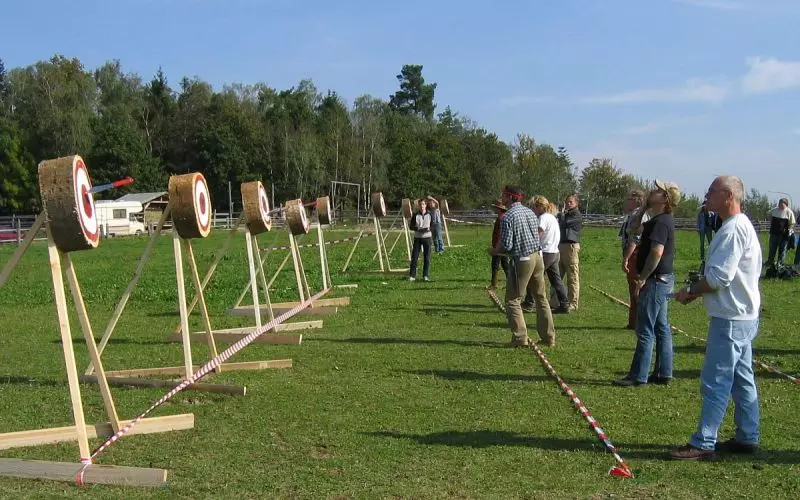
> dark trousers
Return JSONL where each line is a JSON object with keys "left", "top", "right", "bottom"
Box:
{"left": 409, "top": 237, "right": 432, "bottom": 278}
{"left": 699, "top": 230, "right": 713, "bottom": 261}
{"left": 767, "top": 233, "right": 788, "bottom": 267}
{"left": 524, "top": 252, "right": 568, "bottom": 308}
{"left": 492, "top": 255, "right": 509, "bottom": 274}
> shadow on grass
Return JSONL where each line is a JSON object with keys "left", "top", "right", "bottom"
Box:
{"left": 421, "top": 303, "right": 497, "bottom": 310}
{"left": 557, "top": 325, "right": 631, "bottom": 331}
{"left": 420, "top": 307, "right": 499, "bottom": 315}
{"left": 311, "top": 337, "right": 507, "bottom": 348}
{"left": 401, "top": 369, "right": 551, "bottom": 383}
{"left": 0, "top": 375, "right": 62, "bottom": 387}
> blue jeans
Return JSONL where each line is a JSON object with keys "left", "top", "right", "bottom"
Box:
{"left": 432, "top": 225, "right": 445, "bottom": 252}
{"left": 690, "top": 317, "right": 760, "bottom": 450}
{"left": 628, "top": 275, "right": 674, "bottom": 383}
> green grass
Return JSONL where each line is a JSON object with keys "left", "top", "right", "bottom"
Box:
{"left": 0, "top": 225, "right": 799, "bottom": 499}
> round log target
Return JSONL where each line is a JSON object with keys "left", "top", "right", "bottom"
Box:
{"left": 241, "top": 181, "right": 272, "bottom": 234}
{"left": 316, "top": 196, "right": 333, "bottom": 225}
{"left": 38, "top": 155, "right": 100, "bottom": 253}
{"left": 441, "top": 199, "right": 450, "bottom": 215}
{"left": 285, "top": 199, "right": 310, "bottom": 236}
{"left": 168, "top": 172, "right": 212, "bottom": 239}
{"left": 371, "top": 192, "right": 387, "bottom": 218}
{"left": 401, "top": 198, "right": 413, "bottom": 219}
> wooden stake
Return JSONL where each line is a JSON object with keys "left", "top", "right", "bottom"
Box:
{"left": 265, "top": 251, "right": 291, "bottom": 290}
{"left": 184, "top": 239, "right": 218, "bottom": 360}
{"left": 88, "top": 205, "right": 171, "bottom": 375}
{"left": 45, "top": 234, "right": 90, "bottom": 460}
{"left": 173, "top": 231, "right": 194, "bottom": 379}
{"left": 402, "top": 216, "right": 412, "bottom": 261}
{"left": 63, "top": 254, "right": 121, "bottom": 433}
{"left": 374, "top": 216, "right": 385, "bottom": 271}
{"left": 252, "top": 234, "right": 275, "bottom": 327}
{"left": 0, "top": 212, "right": 44, "bottom": 289}
{"left": 317, "top": 224, "right": 329, "bottom": 290}
{"left": 245, "top": 231, "right": 262, "bottom": 329}
{"left": 288, "top": 232, "right": 305, "bottom": 302}
{"left": 341, "top": 230, "right": 363, "bottom": 272}
{"left": 443, "top": 214, "right": 452, "bottom": 247}
{"left": 295, "top": 236, "right": 312, "bottom": 300}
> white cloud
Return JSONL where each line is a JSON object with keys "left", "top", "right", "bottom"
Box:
{"left": 673, "top": 0, "right": 746, "bottom": 10}
{"left": 581, "top": 79, "right": 729, "bottom": 104}
{"left": 498, "top": 95, "right": 554, "bottom": 107}
{"left": 742, "top": 57, "right": 800, "bottom": 95}
{"left": 616, "top": 116, "right": 706, "bottom": 135}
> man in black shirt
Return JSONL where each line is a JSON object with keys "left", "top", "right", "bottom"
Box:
{"left": 614, "top": 180, "right": 679, "bottom": 387}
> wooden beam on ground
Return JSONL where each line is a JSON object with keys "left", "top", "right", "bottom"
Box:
{"left": 0, "top": 414, "right": 194, "bottom": 451}
{"left": 217, "top": 359, "right": 292, "bottom": 372}
{"left": 270, "top": 297, "right": 350, "bottom": 308}
{"left": 335, "top": 283, "right": 358, "bottom": 289}
{"left": 228, "top": 305, "right": 338, "bottom": 317}
{"left": 106, "top": 366, "right": 201, "bottom": 378}
{"left": 166, "top": 330, "right": 306, "bottom": 344}
{"left": 80, "top": 375, "right": 246, "bottom": 396}
{"left": 0, "top": 458, "right": 168, "bottom": 487}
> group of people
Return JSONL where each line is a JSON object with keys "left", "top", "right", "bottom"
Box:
{"left": 490, "top": 176, "right": 763, "bottom": 461}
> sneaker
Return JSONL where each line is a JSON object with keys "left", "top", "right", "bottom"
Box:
{"left": 408, "top": 277, "right": 415, "bottom": 281}
{"left": 670, "top": 444, "right": 715, "bottom": 461}
{"left": 551, "top": 306, "right": 570, "bottom": 314}
{"left": 715, "top": 438, "right": 760, "bottom": 454}
{"left": 423, "top": 276, "right": 430, "bottom": 282}
{"left": 506, "top": 336, "right": 530, "bottom": 348}
{"left": 612, "top": 377, "right": 644, "bottom": 387}
{"left": 647, "top": 374, "right": 672, "bottom": 385}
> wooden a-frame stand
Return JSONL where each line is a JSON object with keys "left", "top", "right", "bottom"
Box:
{"left": 79, "top": 204, "right": 290, "bottom": 397}
{"left": 342, "top": 212, "right": 409, "bottom": 274}
{"left": 166, "top": 216, "right": 323, "bottom": 346}
{"left": 229, "top": 222, "right": 349, "bottom": 318}
{"left": 0, "top": 213, "right": 193, "bottom": 487}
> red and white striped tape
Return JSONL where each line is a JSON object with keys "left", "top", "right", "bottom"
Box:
{"left": 444, "top": 217, "right": 491, "bottom": 226}
{"left": 74, "top": 287, "right": 331, "bottom": 484}
{"left": 262, "top": 232, "right": 376, "bottom": 252}
{"left": 589, "top": 285, "right": 799, "bottom": 385}
{"left": 487, "top": 289, "right": 633, "bottom": 478}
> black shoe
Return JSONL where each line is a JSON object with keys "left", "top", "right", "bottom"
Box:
{"left": 715, "top": 438, "right": 760, "bottom": 454}
{"left": 551, "top": 306, "right": 570, "bottom": 314}
{"left": 647, "top": 374, "right": 672, "bottom": 385}
{"left": 612, "top": 377, "right": 644, "bottom": 387}
{"left": 671, "top": 444, "right": 716, "bottom": 461}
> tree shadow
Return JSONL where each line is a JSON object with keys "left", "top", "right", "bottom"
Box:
{"left": 401, "top": 369, "right": 551, "bottom": 383}
{"left": 310, "top": 337, "right": 507, "bottom": 349}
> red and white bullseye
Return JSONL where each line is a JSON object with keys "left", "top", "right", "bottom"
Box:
{"left": 73, "top": 158, "right": 100, "bottom": 246}
{"left": 258, "top": 183, "right": 271, "bottom": 229}
{"left": 194, "top": 176, "right": 211, "bottom": 234}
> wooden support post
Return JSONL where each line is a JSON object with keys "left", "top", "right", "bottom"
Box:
{"left": 295, "top": 236, "right": 312, "bottom": 300}
{"left": 317, "top": 224, "right": 329, "bottom": 290}
{"left": 184, "top": 239, "right": 219, "bottom": 360}
{"left": 374, "top": 216, "right": 385, "bottom": 272}
{"left": 88, "top": 206, "right": 170, "bottom": 374}
{"left": 245, "top": 231, "right": 263, "bottom": 330}
{"left": 387, "top": 229, "right": 403, "bottom": 257}
{"left": 341, "top": 230, "right": 363, "bottom": 273}
{"left": 288, "top": 232, "right": 305, "bottom": 302}
{"left": 63, "top": 254, "right": 121, "bottom": 433}
{"left": 173, "top": 231, "right": 194, "bottom": 380}
{"left": 402, "top": 216, "right": 412, "bottom": 261}
{"left": 45, "top": 233, "right": 91, "bottom": 460}
{"left": 0, "top": 458, "right": 168, "bottom": 487}
{"left": 0, "top": 212, "right": 45, "bottom": 289}
{"left": 234, "top": 249, "right": 270, "bottom": 308}
{"left": 443, "top": 214, "right": 452, "bottom": 247}
{"left": 265, "top": 251, "right": 291, "bottom": 290}
{"left": 252, "top": 234, "right": 275, "bottom": 325}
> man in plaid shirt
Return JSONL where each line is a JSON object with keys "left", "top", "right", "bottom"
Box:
{"left": 490, "top": 185, "right": 556, "bottom": 347}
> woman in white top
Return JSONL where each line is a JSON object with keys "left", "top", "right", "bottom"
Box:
{"left": 523, "top": 196, "right": 570, "bottom": 313}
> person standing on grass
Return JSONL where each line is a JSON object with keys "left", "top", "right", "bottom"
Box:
{"left": 620, "top": 189, "right": 650, "bottom": 330}
{"left": 697, "top": 203, "right": 717, "bottom": 265}
{"left": 408, "top": 198, "right": 433, "bottom": 282}
{"left": 671, "top": 175, "right": 762, "bottom": 461}
{"left": 614, "top": 180, "right": 680, "bottom": 387}
{"left": 556, "top": 193, "right": 582, "bottom": 311}
{"left": 488, "top": 199, "right": 508, "bottom": 290}
{"left": 522, "top": 196, "right": 569, "bottom": 314}
{"left": 765, "top": 197, "right": 795, "bottom": 269}
{"left": 489, "top": 186, "right": 555, "bottom": 347}
{"left": 427, "top": 196, "right": 445, "bottom": 253}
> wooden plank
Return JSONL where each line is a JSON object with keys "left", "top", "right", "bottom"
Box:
{"left": 0, "top": 414, "right": 194, "bottom": 451}
{"left": 335, "top": 283, "right": 358, "bottom": 289}
{"left": 80, "top": 375, "right": 246, "bottom": 396}
{"left": 0, "top": 212, "right": 44, "bottom": 289}
{"left": 220, "top": 359, "right": 293, "bottom": 371}
{"left": 270, "top": 296, "right": 349, "bottom": 308}
{"left": 46, "top": 235, "right": 90, "bottom": 460}
{"left": 167, "top": 331, "right": 305, "bottom": 344}
{"left": 252, "top": 234, "right": 276, "bottom": 324}
{"left": 0, "top": 458, "right": 168, "bottom": 487}
{"left": 106, "top": 366, "right": 199, "bottom": 378}
{"left": 228, "top": 305, "right": 338, "bottom": 317}
{"left": 184, "top": 240, "right": 218, "bottom": 359}
{"left": 173, "top": 232, "right": 194, "bottom": 379}
{"left": 245, "top": 231, "right": 263, "bottom": 329}
{"left": 266, "top": 251, "right": 291, "bottom": 290}
{"left": 341, "top": 230, "right": 363, "bottom": 273}
{"left": 288, "top": 232, "right": 305, "bottom": 302}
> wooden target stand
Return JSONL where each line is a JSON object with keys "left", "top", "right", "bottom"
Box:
{"left": 163, "top": 182, "right": 322, "bottom": 348}
{"left": 438, "top": 198, "right": 464, "bottom": 248}
{"left": 82, "top": 173, "right": 291, "bottom": 400}
{"left": 228, "top": 196, "right": 350, "bottom": 319}
{"left": 0, "top": 156, "right": 192, "bottom": 487}
{"left": 342, "top": 192, "right": 409, "bottom": 274}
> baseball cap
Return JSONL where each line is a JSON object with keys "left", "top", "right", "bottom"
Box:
{"left": 655, "top": 179, "right": 681, "bottom": 206}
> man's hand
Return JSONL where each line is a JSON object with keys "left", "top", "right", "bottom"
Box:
{"left": 622, "top": 260, "right": 629, "bottom": 274}
{"left": 674, "top": 288, "right": 698, "bottom": 305}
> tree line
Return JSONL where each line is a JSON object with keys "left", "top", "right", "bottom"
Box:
{"left": 0, "top": 55, "right": 776, "bottom": 219}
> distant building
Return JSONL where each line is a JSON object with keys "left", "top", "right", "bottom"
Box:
{"left": 115, "top": 192, "right": 168, "bottom": 226}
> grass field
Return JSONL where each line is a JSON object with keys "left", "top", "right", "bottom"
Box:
{"left": 0, "top": 223, "right": 798, "bottom": 499}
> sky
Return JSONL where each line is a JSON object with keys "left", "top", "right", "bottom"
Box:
{"left": 3, "top": 0, "right": 800, "bottom": 203}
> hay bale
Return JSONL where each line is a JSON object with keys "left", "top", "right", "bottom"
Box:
{"left": 401, "top": 198, "right": 413, "bottom": 219}
{"left": 285, "top": 199, "right": 309, "bottom": 236}
{"left": 168, "top": 172, "right": 212, "bottom": 239}
{"left": 38, "top": 155, "right": 100, "bottom": 253}
{"left": 317, "top": 196, "right": 333, "bottom": 225}
{"left": 241, "top": 181, "right": 272, "bottom": 235}
{"left": 371, "top": 192, "right": 386, "bottom": 218}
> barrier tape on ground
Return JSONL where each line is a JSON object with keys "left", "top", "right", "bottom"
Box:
{"left": 444, "top": 217, "right": 492, "bottom": 226}
{"left": 74, "top": 287, "right": 331, "bottom": 485}
{"left": 486, "top": 289, "right": 634, "bottom": 478}
{"left": 262, "top": 232, "right": 376, "bottom": 252}
{"left": 589, "top": 285, "right": 799, "bottom": 385}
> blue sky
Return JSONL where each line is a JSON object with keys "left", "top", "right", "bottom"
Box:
{"left": 3, "top": 0, "right": 800, "bottom": 204}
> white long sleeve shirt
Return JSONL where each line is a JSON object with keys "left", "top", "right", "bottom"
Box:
{"left": 703, "top": 213, "right": 762, "bottom": 320}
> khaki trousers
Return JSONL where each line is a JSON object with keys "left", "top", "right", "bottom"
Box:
{"left": 505, "top": 253, "right": 555, "bottom": 343}
{"left": 558, "top": 243, "right": 580, "bottom": 309}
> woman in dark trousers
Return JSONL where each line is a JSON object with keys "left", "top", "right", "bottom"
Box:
{"left": 409, "top": 199, "right": 433, "bottom": 281}
{"left": 488, "top": 200, "right": 508, "bottom": 290}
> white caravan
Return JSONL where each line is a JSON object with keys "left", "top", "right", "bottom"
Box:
{"left": 95, "top": 200, "right": 146, "bottom": 237}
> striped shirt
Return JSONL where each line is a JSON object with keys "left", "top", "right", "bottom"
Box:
{"left": 500, "top": 202, "right": 541, "bottom": 257}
